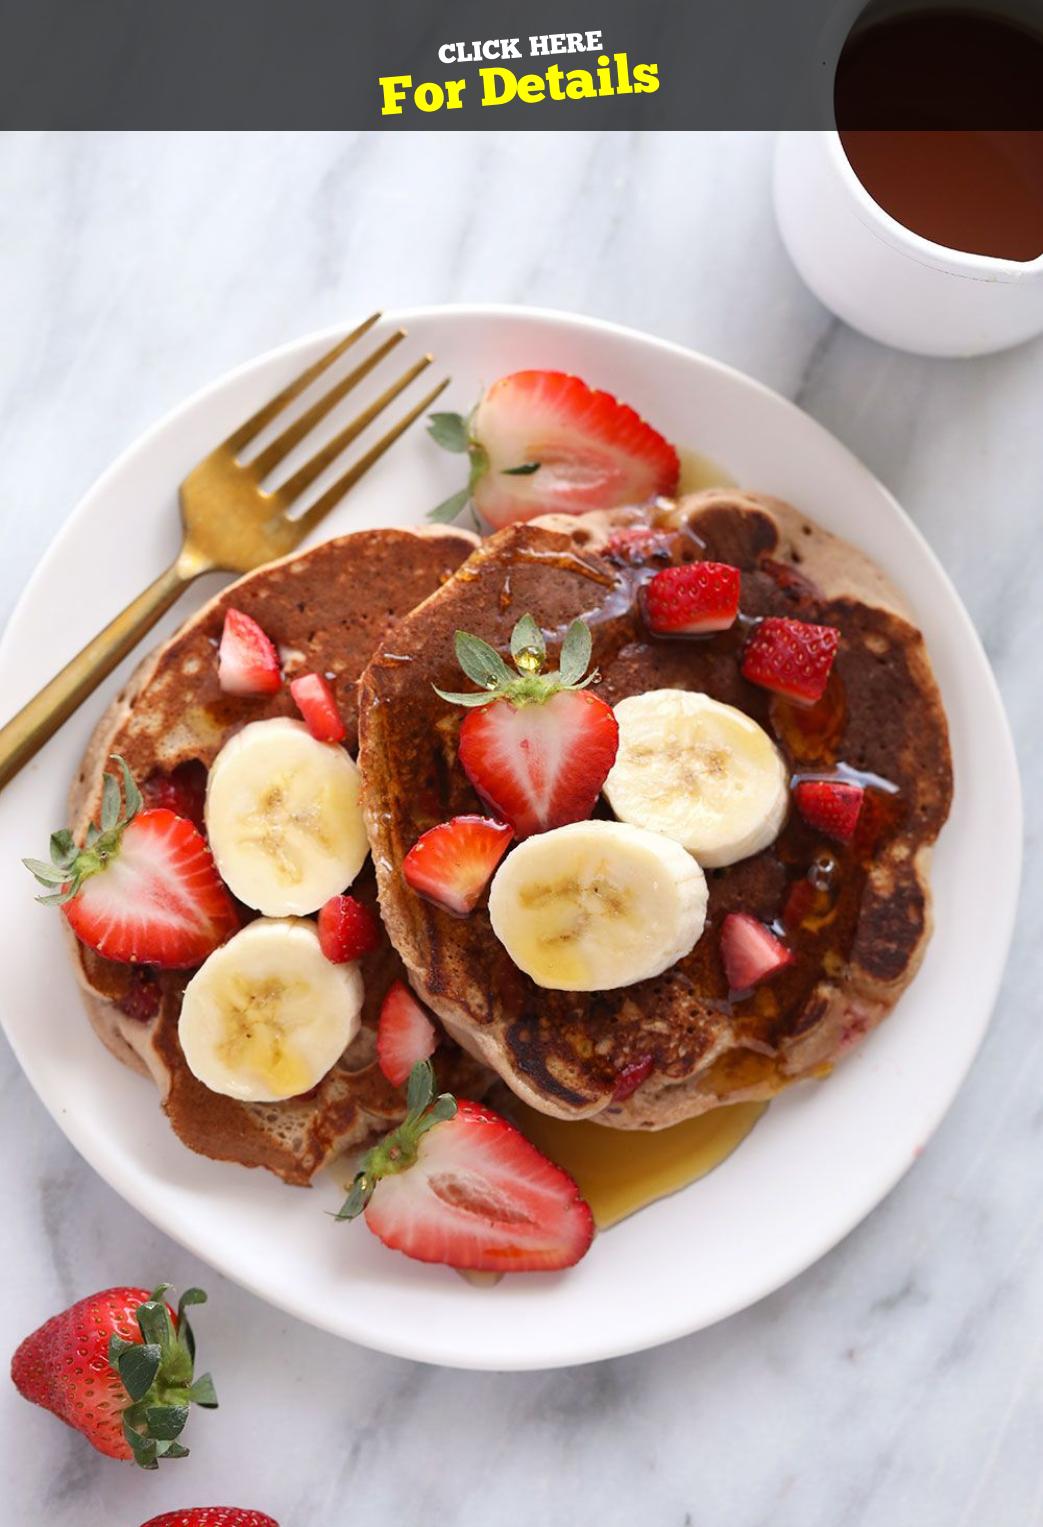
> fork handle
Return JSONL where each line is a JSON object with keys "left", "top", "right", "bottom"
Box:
{"left": 0, "top": 556, "right": 204, "bottom": 792}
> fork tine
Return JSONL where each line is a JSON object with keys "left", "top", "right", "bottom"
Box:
{"left": 274, "top": 354, "right": 433, "bottom": 507}
{"left": 290, "top": 377, "right": 451, "bottom": 542}
{"left": 250, "top": 329, "right": 408, "bottom": 481}
{"left": 222, "top": 313, "right": 382, "bottom": 456}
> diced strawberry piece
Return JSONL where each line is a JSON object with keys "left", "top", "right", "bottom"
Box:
{"left": 470, "top": 371, "right": 680, "bottom": 529}
{"left": 720, "top": 912, "right": 794, "bottom": 991}
{"left": 217, "top": 608, "right": 281, "bottom": 696}
{"left": 741, "top": 617, "right": 839, "bottom": 705}
{"left": 289, "top": 672, "right": 346, "bottom": 743}
{"left": 363, "top": 1098, "right": 595, "bottom": 1272}
{"left": 64, "top": 810, "right": 239, "bottom": 968}
{"left": 794, "top": 779, "right": 864, "bottom": 842}
{"left": 644, "top": 560, "right": 741, "bottom": 635}
{"left": 458, "top": 689, "right": 619, "bottom": 840}
{"left": 117, "top": 969, "right": 162, "bottom": 1022}
{"left": 141, "top": 760, "right": 208, "bottom": 834}
{"left": 403, "top": 815, "right": 514, "bottom": 916}
{"left": 781, "top": 876, "right": 818, "bottom": 931}
{"left": 604, "top": 525, "right": 675, "bottom": 564}
{"left": 376, "top": 981, "right": 438, "bottom": 1086}
{"left": 317, "top": 894, "right": 381, "bottom": 963}
{"left": 612, "top": 1054, "right": 654, "bottom": 1101}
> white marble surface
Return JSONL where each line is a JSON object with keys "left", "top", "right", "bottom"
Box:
{"left": 0, "top": 131, "right": 1039, "bottom": 1526}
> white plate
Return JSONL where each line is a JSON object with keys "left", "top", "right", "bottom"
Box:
{"left": 0, "top": 307, "right": 1021, "bottom": 1370}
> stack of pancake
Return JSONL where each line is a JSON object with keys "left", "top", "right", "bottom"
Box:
{"left": 69, "top": 493, "right": 952, "bottom": 1181}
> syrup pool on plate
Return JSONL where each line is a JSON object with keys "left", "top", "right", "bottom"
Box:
{"left": 509, "top": 1098, "right": 766, "bottom": 1229}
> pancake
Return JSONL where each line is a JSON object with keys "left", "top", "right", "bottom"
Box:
{"left": 70, "top": 525, "right": 491, "bottom": 1185}
{"left": 359, "top": 491, "right": 954, "bottom": 1129}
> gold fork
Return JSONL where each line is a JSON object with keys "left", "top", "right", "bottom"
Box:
{"left": 0, "top": 313, "right": 447, "bottom": 791}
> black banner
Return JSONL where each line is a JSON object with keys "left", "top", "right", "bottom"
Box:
{"left": 1, "top": 0, "right": 1041, "bottom": 129}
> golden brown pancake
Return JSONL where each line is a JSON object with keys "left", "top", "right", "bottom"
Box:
{"left": 359, "top": 491, "right": 954, "bottom": 1129}
{"left": 70, "top": 526, "right": 490, "bottom": 1186}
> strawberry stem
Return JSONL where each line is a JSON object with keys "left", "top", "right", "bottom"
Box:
{"left": 24, "top": 755, "right": 142, "bottom": 906}
{"left": 433, "top": 614, "right": 599, "bottom": 711}
{"left": 335, "top": 1061, "right": 457, "bottom": 1222}
{"left": 107, "top": 1284, "right": 217, "bottom": 1470}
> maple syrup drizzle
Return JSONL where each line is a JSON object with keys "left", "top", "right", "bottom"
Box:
{"left": 508, "top": 1098, "right": 767, "bottom": 1229}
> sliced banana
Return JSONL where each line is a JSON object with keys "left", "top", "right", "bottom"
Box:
{"left": 179, "top": 917, "right": 363, "bottom": 1101}
{"left": 488, "top": 819, "right": 707, "bottom": 992}
{"left": 603, "top": 689, "right": 788, "bottom": 868}
{"left": 205, "top": 717, "right": 368, "bottom": 916}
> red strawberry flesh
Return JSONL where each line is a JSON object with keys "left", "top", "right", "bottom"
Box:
{"left": 458, "top": 689, "right": 619, "bottom": 839}
{"left": 64, "top": 809, "right": 239, "bottom": 968}
{"left": 403, "top": 815, "right": 513, "bottom": 915}
{"left": 142, "top": 761, "right": 208, "bottom": 835}
{"left": 289, "top": 673, "right": 346, "bottom": 743}
{"left": 364, "top": 1099, "right": 595, "bottom": 1272}
{"left": 471, "top": 370, "right": 679, "bottom": 529}
{"left": 720, "top": 912, "right": 794, "bottom": 992}
{"left": 140, "top": 1512, "right": 280, "bottom": 1527}
{"left": 376, "top": 981, "right": 438, "bottom": 1086}
{"left": 217, "top": 609, "right": 281, "bottom": 697}
{"left": 644, "top": 560, "right": 741, "bottom": 635}
{"left": 612, "top": 1054, "right": 654, "bottom": 1101}
{"left": 794, "top": 779, "right": 864, "bottom": 842}
{"left": 741, "top": 616, "right": 840, "bottom": 704}
{"left": 317, "top": 894, "right": 381, "bottom": 963}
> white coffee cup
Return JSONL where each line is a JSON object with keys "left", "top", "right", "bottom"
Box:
{"left": 773, "top": 131, "right": 1043, "bottom": 357}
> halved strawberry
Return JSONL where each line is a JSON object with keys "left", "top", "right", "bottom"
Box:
{"left": 644, "top": 560, "right": 741, "bottom": 635}
{"left": 217, "top": 609, "right": 281, "bottom": 696}
{"left": 427, "top": 371, "right": 679, "bottom": 529}
{"left": 403, "top": 815, "right": 513, "bottom": 915}
{"left": 741, "top": 616, "right": 839, "bottom": 704}
{"left": 289, "top": 672, "right": 346, "bottom": 743}
{"left": 317, "top": 894, "right": 381, "bottom": 963}
{"left": 25, "top": 758, "right": 239, "bottom": 968}
{"left": 376, "top": 981, "right": 438, "bottom": 1086}
{"left": 720, "top": 912, "right": 794, "bottom": 992}
{"left": 437, "top": 614, "right": 619, "bottom": 839}
{"left": 337, "top": 1062, "right": 594, "bottom": 1272}
{"left": 794, "top": 779, "right": 864, "bottom": 842}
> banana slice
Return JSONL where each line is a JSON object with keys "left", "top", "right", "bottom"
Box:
{"left": 603, "top": 689, "right": 788, "bottom": 868}
{"left": 488, "top": 819, "right": 707, "bottom": 992}
{"left": 179, "top": 917, "right": 363, "bottom": 1101}
{"left": 205, "top": 717, "right": 368, "bottom": 916}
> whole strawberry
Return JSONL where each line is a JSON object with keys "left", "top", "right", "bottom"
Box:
{"left": 11, "top": 1284, "right": 217, "bottom": 1468}
{"left": 140, "top": 1512, "right": 279, "bottom": 1527}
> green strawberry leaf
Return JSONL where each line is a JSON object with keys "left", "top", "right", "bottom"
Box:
{"left": 188, "top": 1372, "right": 219, "bottom": 1408}
{"left": 454, "top": 631, "right": 512, "bottom": 691}
{"left": 431, "top": 687, "right": 499, "bottom": 708}
{"left": 100, "top": 770, "right": 120, "bottom": 832}
{"left": 510, "top": 613, "right": 545, "bottom": 668}
{"left": 405, "top": 1058, "right": 436, "bottom": 1117}
{"left": 117, "top": 1342, "right": 162, "bottom": 1402}
{"left": 145, "top": 1403, "right": 189, "bottom": 1441}
{"left": 427, "top": 411, "right": 471, "bottom": 454}
{"left": 427, "top": 487, "right": 472, "bottom": 524}
{"left": 557, "top": 618, "right": 594, "bottom": 688}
